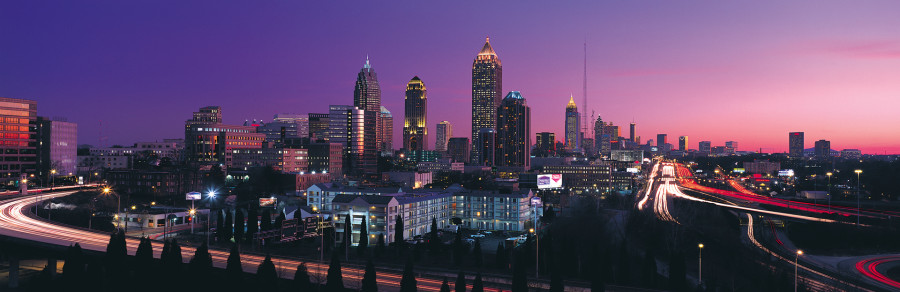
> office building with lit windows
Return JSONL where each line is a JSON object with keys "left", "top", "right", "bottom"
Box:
{"left": 0, "top": 97, "right": 37, "bottom": 183}
{"left": 496, "top": 91, "right": 530, "bottom": 168}
{"left": 435, "top": 121, "right": 451, "bottom": 152}
{"left": 36, "top": 117, "right": 77, "bottom": 178}
{"left": 354, "top": 57, "right": 381, "bottom": 174}
{"left": 403, "top": 76, "right": 428, "bottom": 151}
{"left": 789, "top": 132, "right": 804, "bottom": 157}
{"left": 471, "top": 37, "right": 502, "bottom": 164}
{"left": 565, "top": 96, "right": 580, "bottom": 151}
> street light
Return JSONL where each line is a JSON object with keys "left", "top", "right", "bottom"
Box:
{"left": 855, "top": 169, "right": 862, "bottom": 226}
{"left": 206, "top": 191, "right": 216, "bottom": 246}
{"left": 795, "top": 250, "right": 803, "bottom": 292}
{"left": 102, "top": 187, "right": 122, "bottom": 231}
{"left": 50, "top": 169, "right": 56, "bottom": 191}
{"left": 826, "top": 172, "right": 832, "bottom": 211}
{"left": 531, "top": 227, "right": 538, "bottom": 278}
{"left": 698, "top": 243, "right": 704, "bottom": 286}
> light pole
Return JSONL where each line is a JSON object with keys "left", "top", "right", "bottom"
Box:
{"left": 826, "top": 172, "right": 832, "bottom": 211}
{"left": 795, "top": 250, "right": 803, "bottom": 292}
{"left": 207, "top": 191, "right": 216, "bottom": 246}
{"left": 855, "top": 169, "right": 862, "bottom": 226}
{"left": 531, "top": 227, "right": 538, "bottom": 278}
{"left": 698, "top": 243, "right": 704, "bottom": 286}
{"left": 102, "top": 187, "right": 121, "bottom": 230}
{"left": 50, "top": 169, "right": 56, "bottom": 191}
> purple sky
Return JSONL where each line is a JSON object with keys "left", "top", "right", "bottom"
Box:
{"left": 2, "top": 1, "right": 899, "bottom": 154}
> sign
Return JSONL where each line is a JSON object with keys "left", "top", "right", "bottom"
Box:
{"left": 626, "top": 168, "right": 640, "bottom": 173}
{"left": 185, "top": 192, "right": 201, "bottom": 200}
{"left": 778, "top": 169, "right": 795, "bottom": 177}
{"left": 537, "top": 174, "right": 563, "bottom": 189}
{"left": 733, "top": 168, "right": 745, "bottom": 174}
{"left": 77, "top": 176, "right": 84, "bottom": 185}
{"left": 259, "top": 197, "right": 277, "bottom": 207}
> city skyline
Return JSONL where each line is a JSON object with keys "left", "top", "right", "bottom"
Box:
{"left": 2, "top": 1, "right": 900, "bottom": 153}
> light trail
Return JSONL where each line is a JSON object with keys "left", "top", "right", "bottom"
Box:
{"left": 0, "top": 191, "right": 477, "bottom": 291}
{"left": 856, "top": 256, "right": 900, "bottom": 289}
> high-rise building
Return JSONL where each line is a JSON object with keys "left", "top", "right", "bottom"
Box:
{"left": 447, "top": 137, "right": 470, "bottom": 164}
{"left": 699, "top": 141, "right": 711, "bottom": 153}
{"left": 564, "top": 96, "right": 580, "bottom": 151}
{"left": 471, "top": 37, "right": 502, "bottom": 164}
{"left": 656, "top": 134, "right": 667, "bottom": 148}
{"left": 308, "top": 113, "right": 331, "bottom": 141}
{"left": 840, "top": 149, "right": 861, "bottom": 160}
{"left": 353, "top": 57, "right": 381, "bottom": 175}
{"left": 435, "top": 121, "right": 451, "bottom": 152}
{"left": 496, "top": 91, "right": 530, "bottom": 168}
{"left": 253, "top": 114, "right": 308, "bottom": 147}
{"left": 403, "top": 76, "right": 428, "bottom": 151}
{"left": 184, "top": 106, "right": 264, "bottom": 166}
{"left": 535, "top": 132, "right": 556, "bottom": 157}
{"left": 725, "top": 141, "right": 738, "bottom": 152}
{"left": 789, "top": 132, "right": 804, "bottom": 157}
{"left": 0, "top": 97, "right": 37, "bottom": 183}
{"left": 36, "top": 117, "right": 77, "bottom": 178}
{"left": 476, "top": 129, "right": 496, "bottom": 166}
{"left": 273, "top": 113, "right": 309, "bottom": 138}
{"left": 378, "top": 106, "right": 393, "bottom": 154}
{"left": 328, "top": 105, "right": 365, "bottom": 175}
{"left": 594, "top": 116, "right": 612, "bottom": 155}
{"left": 629, "top": 122, "right": 636, "bottom": 142}
{"left": 814, "top": 140, "right": 831, "bottom": 160}
{"left": 678, "top": 136, "right": 688, "bottom": 151}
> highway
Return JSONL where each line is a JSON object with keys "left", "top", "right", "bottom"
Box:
{"left": 0, "top": 190, "right": 489, "bottom": 291}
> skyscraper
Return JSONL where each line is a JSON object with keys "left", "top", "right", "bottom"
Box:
{"left": 447, "top": 137, "right": 470, "bottom": 164}
{"left": 535, "top": 132, "right": 556, "bottom": 157}
{"left": 403, "top": 76, "right": 428, "bottom": 151}
{"left": 0, "top": 97, "right": 37, "bottom": 183}
{"left": 699, "top": 141, "right": 712, "bottom": 153}
{"left": 471, "top": 37, "right": 502, "bottom": 164}
{"left": 656, "top": 134, "right": 667, "bottom": 148}
{"left": 477, "top": 129, "right": 496, "bottom": 166}
{"left": 595, "top": 116, "right": 611, "bottom": 155}
{"left": 36, "top": 117, "right": 77, "bottom": 178}
{"left": 565, "top": 95, "right": 580, "bottom": 151}
{"left": 725, "top": 141, "right": 738, "bottom": 153}
{"left": 184, "top": 106, "right": 264, "bottom": 165}
{"left": 678, "top": 136, "right": 688, "bottom": 151}
{"left": 814, "top": 140, "right": 831, "bottom": 160}
{"left": 435, "top": 121, "right": 451, "bottom": 152}
{"left": 378, "top": 106, "right": 393, "bottom": 154}
{"left": 789, "top": 132, "right": 804, "bottom": 157}
{"left": 629, "top": 122, "right": 636, "bottom": 142}
{"left": 308, "top": 113, "right": 330, "bottom": 141}
{"left": 329, "top": 105, "right": 365, "bottom": 175}
{"left": 496, "top": 91, "right": 530, "bottom": 168}
{"left": 353, "top": 57, "right": 380, "bottom": 174}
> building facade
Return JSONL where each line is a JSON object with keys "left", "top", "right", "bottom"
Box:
{"left": 789, "top": 132, "right": 804, "bottom": 157}
{"left": 435, "top": 121, "right": 451, "bottom": 152}
{"left": 564, "top": 96, "right": 580, "bottom": 151}
{"left": 447, "top": 137, "right": 470, "bottom": 164}
{"left": 378, "top": 106, "right": 393, "bottom": 154}
{"left": 699, "top": 141, "right": 711, "bottom": 154}
{"left": 353, "top": 57, "right": 381, "bottom": 175}
{"left": 328, "top": 105, "right": 364, "bottom": 175}
{"left": 308, "top": 113, "right": 330, "bottom": 141}
{"left": 814, "top": 140, "right": 831, "bottom": 160}
{"left": 495, "top": 91, "right": 530, "bottom": 168}
{"left": 36, "top": 117, "right": 77, "bottom": 178}
{"left": 471, "top": 37, "right": 502, "bottom": 165}
{"left": 534, "top": 132, "right": 556, "bottom": 157}
{"left": 0, "top": 97, "right": 37, "bottom": 183}
{"left": 678, "top": 136, "right": 688, "bottom": 151}
{"left": 403, "top": 76, "right": 428, "bottom": 152}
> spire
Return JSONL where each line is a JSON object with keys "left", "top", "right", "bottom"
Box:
{"left": 478, "top": 36, "right": 496, "bottom": 56}
{"left": 364, "top": 55, "right": 371, "bottom": 69}
{"left": 567, "top": 95, "right": 577, "bottom": 109}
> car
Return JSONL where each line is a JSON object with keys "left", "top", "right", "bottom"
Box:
{"left": 470, "top": 234, "right": 485, "bottom": 238}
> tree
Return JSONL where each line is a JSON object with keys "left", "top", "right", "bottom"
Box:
{"left": 189, "top": 241, "right": 213, "bottom": 281}
{"left": 224, "top": 209, "right": 234, "bottom": 242}
{"left": 358, "top": 216, "right": 369, "bottom": 256}
{"left": 235, "top": 208, "right": 245, "bottom": 243}
{"left": 343, "top": 213, "right": 352, "bottom": 259}
{"left": 394, "top": 214, "right": 404, "bottom": 248}
{"left": 62, "top": 243, "right": 86, "bottom": 287}
{"left": 257, "top": 255, "right": 278, "bottom": 291}
{"left": 247, "top": 207, "right": 259, "bottom": 241}
{"left": 495, "top": 242, "right": 507, "bottom": 269}
{"left": 455, "top": 270, "right": 466, "bottom": 292}
{"left": 261, "top": 208, "right": 273, "bottom": 231}
{"left": 453, "top": 230, "right": 465, "bottom": 266}
{"left": 226, "top": 244, "right": 244, "bottom": 290}
{"left": 325, "top": 251, "right": 344, "bottom": 292}
{"left": 275, "top": 211, "right": 285, "bottom": 229}
{"left": 430, "top": 217, "right": 440, "bottom": 254}
{"left": 472, "top": 239, "right": 483, "bottom": 268}
{"left": 616, "top": 244, "right": 631, "bottom": 285}
{"left": 512, "top": 251, "right": 528, "bottom": 292}
{"left": 400, "top": 257, "right": 417, "bottom": 292}
{"left": 293, "top": 263, "right": 312, "bottom": 291}
{"left": 362, "top": 260, "right": 378, "bottom": 292}
{"left": 216, "top": 210, "right": 225, "bottom": 242}
{"left": 472, "top": 273, "right": 484, "bottom": 292}
{"left": 376, "top": 233, "right": 386, "bottom": 258}
{"left": 440, "top": 277, "right": 451, "bottom": 292}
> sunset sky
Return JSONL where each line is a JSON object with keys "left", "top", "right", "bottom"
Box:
{"left": 2, "top": 1, "right": 899, "bottom": 154}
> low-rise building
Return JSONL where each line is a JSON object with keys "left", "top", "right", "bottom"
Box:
{"left": 383, "top": 171, "right": 433, "bottom": 189}
{"left": 743, "top": 160, "right": 781, "bottom": 175}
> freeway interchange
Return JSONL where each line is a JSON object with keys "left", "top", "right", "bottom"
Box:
{"left": 637, "top": 161, "right": 900, "bottom": 291}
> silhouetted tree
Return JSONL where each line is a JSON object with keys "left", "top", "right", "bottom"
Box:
{"left": 473, "top": 239, "right": 483, "bottom": 268}
{"left": 512, "top": 251, "right": 528, "bottom": 292}
{"left": 275, "top": 211, "right": 285, "bottom": 229}
{"left": 642, "top": 249, "right": 658, "bottom": 288}
{"left": 343, "top": 213, "right": 352, "bottom": 259}
{"left": 495, "top": 242, "right": 507, "bottom": 269}
{"left": 226, "top": 244, "right": 244, "bottom": 290}
{"left": 358, "top": 216, "right": 369, "bottom": 256}
{"left": 293, "top": 263, "right": 312, "bottom": 291}
{"left": 189, "top": 241, "right": 213, "bottom": 289}
{"left": 550, "top": 256, "right": 564, "bottom": 292}
{"left": 362, "top": 260, "right": 378, "bottom": 292}
{"left": 62, "top": 243, "right": 86, "bottom": 287}
{"left": 261, "top": 208, "right": 273, "bottom": 231}
{"left": 440, "top": 277, "right": 451, "bottom": 292}
{"left": 400, "top": 257, "right": 417, "bottom": 292}
{"left": 453, "top": 230, "right": 465, "bottom": 266}
{"left": 616, "top": 244, "right": 631, "bottom": 285}
{"left": 326, "top": 251, "right": 344, "bottom": 292}
{"left": 224, "top": 209, "right": 234, "bottom": 241}
{"left": 235, "top": 208, "right": 245, "bottom": 242}
{"left": 455, "top": 270, "right": 466, "bottom": 292}
{"left": 257, "top": 255, "right": 278, "bottom": 291}
{"left": 472, "top": 273, "right": 484, "bottom": 292}
{"left": 430, "top": 217, "right": 440, "bottom": 254}
{"left": 376, "top": 233, "right": 386, "bottom": 258}
{"left": 394, "top": 215, "right": 404, "bottom": 248}
{"left": 247, "top": 207, "right": 259, "bottom": 241}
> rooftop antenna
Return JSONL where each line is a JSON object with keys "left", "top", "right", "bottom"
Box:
{"left": 582, "top": 40, "right": 589, "bottom": 139}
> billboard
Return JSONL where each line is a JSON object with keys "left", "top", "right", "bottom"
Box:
{"left": 626, "top": 168, "right": 640, "bottom": 173}
{"left": 185, "top": 192, "right": 202, "bottom": 200}
{"left": 537, "top": 174, "right": 563, "bottom": 189}
{"left": 733, "top": 168, "right": 745, "bottom": 174}
{"left": 778, "top": 169, "right": 795, "bottom": 177}
{"left": 259, "top": 198, "right": 277, "bottom": 207}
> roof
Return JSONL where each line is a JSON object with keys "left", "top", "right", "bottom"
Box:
{"left": 331, "top": 194, "right": 397, "bottom": 205}
{"left": 478, "top": 37, "right": 496, "bottom": 56}
{"left": 566, "top": 95, "right": 577, "bottom": 109}
{"left": 504, "top": 91, "right": 523, "bottom": 100}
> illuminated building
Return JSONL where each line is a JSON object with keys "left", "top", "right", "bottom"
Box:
{"left": 184, "top": 106, "right": 264, "bottom": 166}
{"left": 657, "top": 134, "right": 667, "bottom": 148}
{"left": 814, "top": 139, "right": 831, "bottom": 160}
{"left": 477, "top": 129, "right": 496, "bottom": 166}
{"left": 629, "top": 122, "right": 636, "bottom": 142}
{"left": 0, "top": 97, "right": 37, "bottom": 183}
{"left": 743, "top": 160, "right": 780, "bottom": 174}
{"left": 379, "top": 106, "right": 393, "bottom": 154}
{"left": 307, "top": 113, "right": 330, "bottom": 141}
{"left": 840, "top": 149, "right": 861, "bottom": 160}
{"left": 353, "top": 57, "right": 380, "bottom": 175}
{"left": 678, "top": 136, "right": 688, "bottom": 151}
{"left": 541, "top": 163, "right": 612, "bottom": 192}
{"left": 789, "top": 132, "right": 804, "bottom": 157}
{"left": 447, "top": 137, "right": 470, "bottom": 164}
{"left": 496, "top": 91, "right": 530, "bottom": 168}
{"left": 435, "top": 121, "right": 451, "bottom": 152}
{"left": 328, "top": 105, "right": 364, "bottom": 175}
{"left": 565, "top": 95, "right": 580, "bottom": 151}
{"left": 36, "top": 117, "right": 77, "bottom": 178}
{"left": 699, "top": 141, "right": 712, "bottom": 154}
{"left": 403, "top": 76, "right": 428, "bottom": 151}
{"left": 725, "top": 141, "right": 738, "bottom": 152}
{"left": 471, "top": 37, "right": 502, "bottom": 164}
{"left": 535, "top": 132, "right": 556, "bottom": 157}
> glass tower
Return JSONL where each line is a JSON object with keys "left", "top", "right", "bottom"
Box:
{"left": 403, "top": 76, "right": 428, "bottom": 152}
{"left": 471, "top": 37, "right": 502, "bottom": 164}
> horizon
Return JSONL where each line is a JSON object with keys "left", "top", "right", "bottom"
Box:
{"left": 2, "top": 1, "right": 899, "bottom": 154}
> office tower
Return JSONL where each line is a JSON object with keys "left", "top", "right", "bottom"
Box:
{"left": 535, "top": 132, "right": 556, "bottom": 157}
{"left": 565, "top": 95, "right": 580, "bottom": 151}
{"left": 629, "top": 122, "right": 636, "bottom": 142}
{"left": 471, "top": 37, "right": 503, "bottom": 164}
{"left": 435, "top": 121, "right": 451, "bottom": 152}
{"left": 477, "top": 129, "right": 496, "bottom": 166}
{"left": 447, "top": 137, "right": 470, "bottom": 164}
{"left": 725, "top": 141, "right": 738, "bottom": 153}
{"left": 273, "top": 113, "right": 309, "bottom": 138}
{"left": 353, "top": 57, "right": 380, "bottom": 174}
{"left": 594, "top": 116, "right": 611, "bottom": 155}
{"left": 789, "top": 132, "right": 804, "bottom": 157}
{"left": 678, "top": 136, "right": 688, "bottom": 151}
{"left": 184, "top": 106, "right": 264, "bottom": 165}
{"left": 403, "top": 76, "right": 428, "bottom": 151}
{"left": 814, "top": 140, "right": 831, "bottom": 160}
{"left": 699, "top": 141, "right": 712, "bottom": 153}
{"left": 36, "top": 117, "right": 77, "bottom": 178}
{"left": 308, "top": 113, "right": 331, "bottom": 141}
{"left": 328, "top": 105, "right": 365, "bottom": 175}
{"left": 0, "top": 98, "right": 37, "bottom": 183}
{"left": 255, "top": 114, "right": 307, "bottom": 147}
{"left": 495, "top": 91, "right": 530, "bottom": 167}
{"left": 656, "top": 134, "right": 667, "bottom": 148}
{"left": 379, "top": 106, "right": 393, "bottom": 154}
{"left": 582, "top": 138, "right": 595, "bottom": 156}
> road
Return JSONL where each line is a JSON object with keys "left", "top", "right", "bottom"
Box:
{"left": 0, "top": 190, "right": 495, "bottom": 291}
